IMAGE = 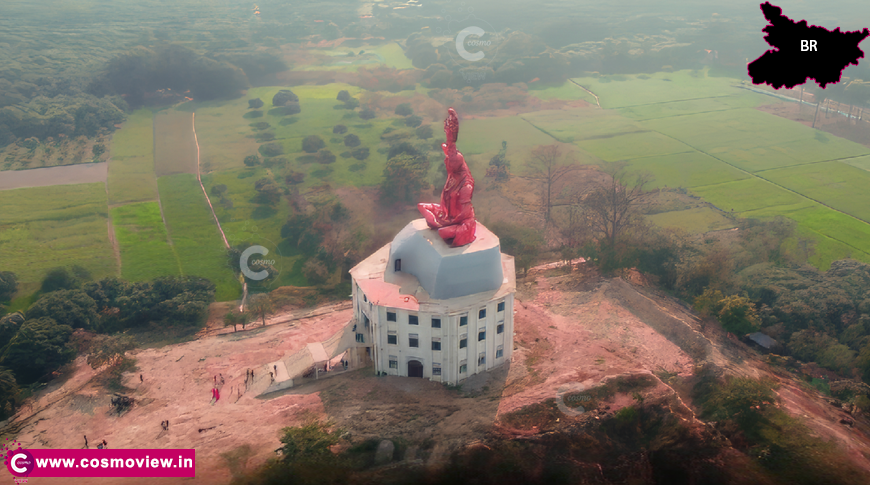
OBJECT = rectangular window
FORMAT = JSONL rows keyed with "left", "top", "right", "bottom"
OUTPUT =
{"left": 478, "top": 353, "right": 486, "bottom": 366}
{"left": 479, "top": 308, "right": 486, "bottom": 319}
{"left": 478, "top": 329, "right": 486, "bottom": 341}
{"left": 459, "top": 334, "right": 467, "bottom": 349}
{"left": 364, "top": 314, "right": 370, "bottom": 328}
{"left": 387, "top": 333, "right": 397, "bottom": 345}
{"left": 496, "top": 345, "right": 504, "bottom": 359}
{"left": 389, "top": 356, "right": 398, "bottom": 369}
{"left": 459, "top": 315, "right": 468, "bottom": 326}
{"left": 497, "top": 323, "right": 504, "bottom": 334}
{"left": 497, "top": 301, "right": 505, "bottom": 312}
{"left": 431, "top": 318, "right": 441, "bottom": 328}
{"left": 432, "top": 338, "right": 441, "bottom": 351}
{"left": 363, "top": 294, "right": 368, "bottom": 303}
{"left": 387, "top": 311, "right": 397, "bottom": 322}
{"left": 459, "top": 364, "right": 467, "bottom": 374}
{"left": 394, "top": 259, "right": 402, "bottom": 272}
{"left": 355, "top": 333, "right": 364, "bottom": 343}
{"left": 409, "top": 315, "right": 419, "bottom": 325}
{"left": 409, "top": 333, "right": 419, "bottom": 348}
{"left": 432, "top": 363, "right": 442, "bottom": 376}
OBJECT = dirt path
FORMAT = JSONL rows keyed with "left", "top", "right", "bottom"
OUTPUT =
{"left": 0, "top": 162, "right": 108, "bottom": 191}
{"left": 568, "top": 79, "right": 601, "bottom": 108}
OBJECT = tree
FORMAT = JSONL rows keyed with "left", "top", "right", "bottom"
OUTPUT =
{"left": 351, "top": 146, "right": 370, "bottom": 160}
{"left": 41, "top": 267, "right": 80, "bottom": 293}
{"left": 254, "top": 178, "right": 281, "bottom": 205}
{"left": 244, "top": 154, "right": 261, "bottom": 167}
{"left": 303, "top": 260, "right": 330, "bottom": 286}
{"left": 223, "top": 310, "right": 245, "bottom": 332}
{"left": 272, "top": 90, "right": 299, "bottom": 107}
{"left": 404, "top": 115, "right": 423, "bottom": 128}
{"left": 343, "top": 134, "right": 361, "bottom": 147}
{"left": 336, "top": 90, "right": 351, "bottom": 102}
{"left": 359, "top": 108, "right": 376, "bottom": 120}
{"left": 27, "top": 289, "right": 99, "bottom": 330}
{"left": 491, "top": 222, "right": 544, "bottom": 276}
{"left": 275, "top": 103, "right": 301, "bottom": 116}
{"left": 332, "top": 124, "right": 347, "bottom": 134}
{"left": 0, "top": 272, "right": 17, "bottom": 302}
{"left": 1, "top": 317, "right": 75, "bottom": 384}
{"left": 699, "top": 376, "right": 778, "bottom": 430}
{"left": 488, "top": 140, "right": 510, "bottom": 182}
{"left": 0, "top": 367, "right": 18, "bottom": 420}
{"left": 246, "top": 293, "right": 274, "bottom": 327}
{"left": 717, "top": 295, "right": 761, "bottom": 335}
{"left": 379, "top": 153, "right": 430, "bottom": 206}
{"left": 302, "top": 135, "right": 326, "bottom": 154}
{"left": 416, "top": 124, "right": 434, "bottom": 139}
{"left": 343, "top": 98, "right": 360, "bottom": 110}
{"left": 0, "top": 312, "right": 25, "bottom": 350}
{"left": 279, "top": 418, "right": 343, "bottom": 462}
{"left": 259, "top": 143, "right": 284, "bottom": 157}
{"left": 528, "top": 144, "right": 578, "bottom": 223}
{"left": 584, "top": 166, "right": 652, "bottom": 249}
{"left": 395, "top": 103, "right": 413, "bottom": 116}
{"left": 248, "top": 98, "right": 264, "bottom": 109}
{"left": 92, "top": 144, "right": 106, "bottom": 158}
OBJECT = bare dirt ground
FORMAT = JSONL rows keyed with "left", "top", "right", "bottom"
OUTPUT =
{"left": 0, "top": 162, "right": 108, "bottom": 191}
{"left": 7, "top": 268, "right": 870, "bottom": 483}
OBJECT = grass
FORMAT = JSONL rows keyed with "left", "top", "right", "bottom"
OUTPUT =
{"left": 618, "top": 93, "right": 769, "bottom": 120}
{"left": 202, "top": 167, "right": 309, "bottom": 287}
{"left": 108, "top": 109, "right": 158, "bottom": 205}
{"left": 0, "top": 183, "right": 117, "bottom": 297}
{"left": 154, "top": 110, "right": 197, "bottom": 177}
{"left": 527, "top": 80, "right": 597, "bottom": 103}
{"left": 623, "top": 151, "right": 750, "bottom": 189}
{"left": 575, "top": 130, "right": 693, "bottom": 162}
{"left": 646, "top": 207, "right": 736, "bottom": 233}
{"left": 157, "top": 174, "right": 241, "bottom": 301}
{"left": 760, "top": 161, "right": 870, "bottom": 224}
{"left": 690, "top": 178, "right": 814, "bottom": 214}
{"left": 110, "top": 202, "right": 181, "bottom": 281}
{"left": 520, "top": 108, "right": 646, "bottom": 143}
{"left": 570, "top": 69, "right": 742, "bottom": 109}
{"left": 457, "top": 117, "right": 557, "bottom": 155}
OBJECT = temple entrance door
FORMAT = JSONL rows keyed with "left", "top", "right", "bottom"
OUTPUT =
{"left": 407, "top": 360, "right": 423, "bottom": 378}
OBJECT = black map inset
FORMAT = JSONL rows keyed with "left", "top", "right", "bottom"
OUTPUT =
{"left": 748, "top": 2, "right": 869, "bottom": 89}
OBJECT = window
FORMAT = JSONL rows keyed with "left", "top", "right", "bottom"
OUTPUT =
{"left": 496, "top": 345, "right": 504, "bottom": 359}
{"left": 479, "top": 308, "right": 486, "bottom": 319}
{"left": 432, "top": 338, "right": 441, "bottom": 351}
{"left": 364, "top": 314, "right": 370, "bottom": 328}
{"left": 394, "top": 259, "right": 401, "bottom": 272}
{"left": 459, "top": 364, "right": 467, "bottom": 374}
{"left": 478, "top": 353, "right": 486, "bottom": 366}
{"left": 459, "top": 315, "right": 468, "bottom": 326}
{"left": 459, "top": 334, "right": 467, "bottom": 349}
{"left": 497, "top": 323, "right": 504, "bottom": 334}
{"left": 497, "top": 301, "right": 505, "bottom": 312}
{"left": 432, "top": 363, "right": 442, "bottom": 376}
{"left": 363, "top": 294, "right": 367, "bottom": 303}
{"left": 389, "top": 356, "right": 398, "bottom": 369}
{"left": 409, "top": 315, "right": 419, "bottom": 325}
{"left": 387, "top": 312, "right": 397, "bottom": 322}
{"left": 478, "top": 329, "right": 486, "bottom": 341}
{"left": 431, "top": 318, "right": 441, "bottom": 329}
{"left": 409, "top": 333, "right": 419, "bottom": 348}
{"left": 387, "top": 332, "right": 397, "bottom": 345}
{"left": 355, "top": 333, "right": 364, "bottom": 343}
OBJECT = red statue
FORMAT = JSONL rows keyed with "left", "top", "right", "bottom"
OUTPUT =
{"left": 418, "top": 108, "right": 476, "bottom": 247}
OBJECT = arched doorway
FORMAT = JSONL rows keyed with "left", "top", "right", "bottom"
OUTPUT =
{"left": 407, "top": 360, "right": 423, "bottom": 378}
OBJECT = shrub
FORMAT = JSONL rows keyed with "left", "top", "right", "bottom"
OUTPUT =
{"left": 395, "top": 103, "right": 413, "bottom": 116}
{"left": 244, "top": 154, "right": 261, "bottom": 166}
{"left": 333, "top": 124, "right": 348, "bottom": 134}
{"left": 351, "top": 146, "right": 370, "bottom": 160}
{"left": 336, "top": 90, "right": 351, "bottom": 102}
{"left": 343, "top": 134, "right": 361, "bottom": 147}
{"left": 248, "top": 98, "right": 264, "bottom": 109}
{"left": 259, "top": 143, "right": 284, "bottom": 157}
{"left": 359, "top": 108, "right": 376, "bottom": 120}
{"left": 404, "top": 115, "right": 423, "bottom": 128}
{"left": 272, "top": 89, "right": 299, "bottom": 106}
{"left": 316, "top": 149, "right": 336, "bottom": 164}
{"left": 302, "top": 135, "right": 326, "bottom": 154}
{"left": 415, "top": 124, "right": 433, "bottom": 139}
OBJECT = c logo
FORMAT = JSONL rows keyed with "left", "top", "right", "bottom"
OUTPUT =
{"left": 8, "top": 451, "right": 34, "bottom": 476}
{"left": 240, "top": 245, "right": 270, "bottom": 281}
{"left": 455, "top": 26, "right": 486, "bottom": 62}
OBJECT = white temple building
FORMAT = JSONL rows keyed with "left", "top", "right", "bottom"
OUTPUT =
{"left": 349, "top": 219, "right": 516, "bottom": 385}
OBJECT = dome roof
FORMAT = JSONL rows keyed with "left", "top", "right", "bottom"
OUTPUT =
{"left": 386, "top": 219, "right": 503, "bottom": 300}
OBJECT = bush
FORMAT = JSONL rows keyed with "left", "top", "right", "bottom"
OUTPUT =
{"left": 336, "top": 90, "right": 350, "bottom": 102}
{"left": 250, "top": 121, "right": 271, "bottom": 130}
{"left": 259, "top": 143, "right": 284, "bottom": 157}
{"left": 256, "top": 132, "right": 275, "bottom": 142}
{"left": 343, "top": 134, "right": 361, "bottom": 147}
{"left": 404, "top": 115, "right": 423, "bottom": 128}
{"left": 244, "top": 154, "right": 260, "bottom": 167}
{"left": 359, "top": 108, "right": 376, "bottom": 120}
{"left": 248, "top": 98, "right": 264, "bottom": 109}
{"left": 316, "top": 149, "right": 336, "bottom": 164}
{"left": 1, "top": 317, "right": 75, "bottom": 384}
{"left": 415, "top": 124, "right": 433, "bottom": 139}
{"left": 211, "top": 184, "right": 228, "bottom": 197}
{"left": 343, "top": 98, "right": 360, "bottom": 110}
{"left": 351, "top": 146, "right": 370, "bottom": 160}
{"left": 302, "top": 135, "right": 326, "bottom": 154}
{"left": 42, "top": 267, "right": 81, "bottom": 293}
{"left": 332, "top": 124, "right": 347, "bottom": 134}
{"left": 272, "top": 89, "right": 299, "bottom": 106}
{"left": 395, "top": 103, "right": 413, "bottom": 116}
{"left": 273, "top": 103, "right": 301, "bottom": 116}
{"left": 0, "top": 272, "right": 17, "bottom": 302}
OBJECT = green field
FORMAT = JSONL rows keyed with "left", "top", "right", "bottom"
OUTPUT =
{"left": 646, "top": 207, "right": 736, "bottom": 233}
{"left": 458, "top": 116, "right": 557, "bottom": 155}
{"left": 154, "top": 111, "right": 197, "bottom": 177}
{"left": 108, "top": 109, "right": 158, "bottom": 205}
{"left": 110, "top": 202, "right": 181, "bottom": 281}
{"left": 618, "top": 94, "right": 769, "bottom": 121}
{"left": 157, "top": 174, "right": 241, "bottom": 301}
{"left": 691, "top": 178, "right": 814, "bottom": 215}
{"left": 570, "top": 70, "right": 740, "bottom": 109}
{"left": 521, "top": 108, "right": 646, "bottom": 143}
{"left": 624, "top": 151, "right": 750, "bottom": 189}
{"left": 527, "top": 81, "right": 597, "bottom": 103}
{"left": 575, "top": 130, "right": 692, "bottom": 162}
{"left": 760, "top": 162, "right": 870, "bottom": 224}
{"left": 0, "top": 183, "right": 118, "bottom": 297}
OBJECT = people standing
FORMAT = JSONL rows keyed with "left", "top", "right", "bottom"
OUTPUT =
{"left": 139, "top": 374, "right": 143, "bottom": 383}
{"left": 84, "top": 435, "right": 88, "bottom": 449}
{"left": 102, "top": 440, "right": 108, "bottom": 449}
